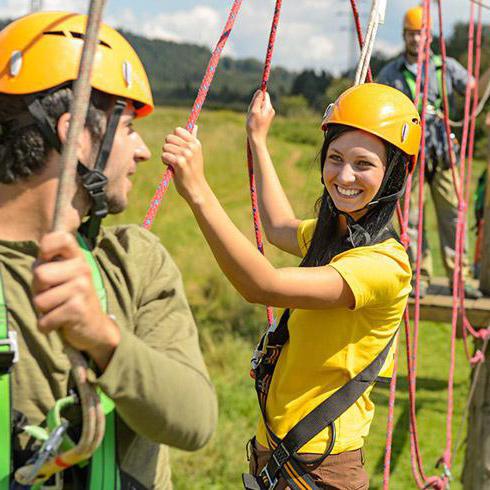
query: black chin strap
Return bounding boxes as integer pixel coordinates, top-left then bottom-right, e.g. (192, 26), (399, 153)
(323, 155), (409, 247)
(80, 99), (126, 242)
(25, 95), (127, 245)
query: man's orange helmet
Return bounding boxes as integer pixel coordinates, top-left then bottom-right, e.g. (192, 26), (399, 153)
(403, 6), (425, 32)
(321, 83), (421, 161)
(0, 11), (154, 117)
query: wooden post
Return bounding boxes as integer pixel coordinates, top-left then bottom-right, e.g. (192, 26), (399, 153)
(478, 113), (490, 294)
(463, 114), (490, 489)
(463, 338), (490, 489)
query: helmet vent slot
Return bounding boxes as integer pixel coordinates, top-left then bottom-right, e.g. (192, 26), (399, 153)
(44, 30), (112, 49)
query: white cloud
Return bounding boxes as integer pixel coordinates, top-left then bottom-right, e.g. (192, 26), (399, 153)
(123, 6), (222, 47)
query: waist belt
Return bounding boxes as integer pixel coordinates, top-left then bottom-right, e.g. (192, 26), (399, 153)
(243, 309), (397, 490)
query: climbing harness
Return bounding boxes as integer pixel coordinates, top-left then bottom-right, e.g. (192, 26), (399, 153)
(0, 235), (121, 490)
(243, 310), (397, 490)
(401, 55), (444, 114)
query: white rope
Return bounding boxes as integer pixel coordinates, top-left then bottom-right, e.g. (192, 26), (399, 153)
(354, 0), (386, 86)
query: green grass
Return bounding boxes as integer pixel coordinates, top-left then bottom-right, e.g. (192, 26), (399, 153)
(107, 106), (485, 489)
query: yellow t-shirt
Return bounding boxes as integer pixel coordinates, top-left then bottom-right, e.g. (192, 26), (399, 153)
(256, 219), (411, 454)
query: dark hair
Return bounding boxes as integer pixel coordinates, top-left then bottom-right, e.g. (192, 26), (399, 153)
(301, 124), (409, 268)
(0, 87), (114, 184)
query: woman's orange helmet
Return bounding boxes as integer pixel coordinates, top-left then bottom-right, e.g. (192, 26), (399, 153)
(321, 83), (421, 161)
(0, 11), (154, 118)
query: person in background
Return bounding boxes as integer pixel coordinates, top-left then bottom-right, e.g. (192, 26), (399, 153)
(378, 5), (490, 299)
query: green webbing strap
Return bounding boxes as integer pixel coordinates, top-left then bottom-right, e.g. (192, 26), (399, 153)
(0, 269), (11, 490)
(402, 54), (443, 112)
(77, 234), (121, 490)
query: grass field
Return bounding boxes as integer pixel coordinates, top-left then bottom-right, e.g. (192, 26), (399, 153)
(107, 106), (485, 489)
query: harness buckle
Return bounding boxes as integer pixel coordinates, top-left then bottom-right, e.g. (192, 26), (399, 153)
(272, 444), (290, 469)
(259, 466), (278, 489)
(0, 330), (19, 373)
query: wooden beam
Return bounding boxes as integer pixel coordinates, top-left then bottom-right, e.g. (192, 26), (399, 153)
(478, 113), (490, 294)
(407, 277), (490, 328)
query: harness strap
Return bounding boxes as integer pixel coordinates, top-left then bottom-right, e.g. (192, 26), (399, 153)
(0, 264), (13, 490)
(245, 308), (397, 489)
(402, 54), (443, 112)
(77, 234), (121, 490)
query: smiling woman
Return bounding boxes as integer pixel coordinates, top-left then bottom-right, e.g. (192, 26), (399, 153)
(162, 82), (421, 490)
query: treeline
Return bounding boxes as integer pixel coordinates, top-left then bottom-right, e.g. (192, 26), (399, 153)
(0, 18), (488, 153)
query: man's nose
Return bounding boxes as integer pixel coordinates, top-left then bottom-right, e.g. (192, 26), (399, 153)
(135, 135), (151, 162)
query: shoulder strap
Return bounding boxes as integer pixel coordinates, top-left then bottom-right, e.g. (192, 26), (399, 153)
(401, 55), (444, 111)
(0, 266), (13, 490)
(77, 233), (121, 490)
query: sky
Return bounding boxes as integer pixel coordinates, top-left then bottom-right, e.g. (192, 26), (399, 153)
(0, 0), (488, 73)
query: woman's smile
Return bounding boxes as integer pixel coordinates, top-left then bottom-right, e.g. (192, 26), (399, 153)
(334, 184), (363, 199)
(323, 129), (387, 218)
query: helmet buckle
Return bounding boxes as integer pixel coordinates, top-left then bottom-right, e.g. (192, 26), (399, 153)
(80, 169), (109, 218)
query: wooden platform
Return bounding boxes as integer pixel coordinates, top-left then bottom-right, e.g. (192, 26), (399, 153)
(407, 277), (490, 328)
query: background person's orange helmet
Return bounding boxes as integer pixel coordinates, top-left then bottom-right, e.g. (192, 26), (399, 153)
(403, 5), (425, 31)
(0, 11), (154, 118)
(321, 83), (421, 161)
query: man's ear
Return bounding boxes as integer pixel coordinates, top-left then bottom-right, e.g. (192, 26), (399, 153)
(56, 112), (71, 145)
(56, 112), (93, 163)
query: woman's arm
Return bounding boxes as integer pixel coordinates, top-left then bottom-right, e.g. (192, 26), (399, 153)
(162, 127), (354, 310)
(247, 91), (302, 256)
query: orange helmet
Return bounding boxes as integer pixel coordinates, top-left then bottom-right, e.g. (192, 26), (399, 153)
(0, 11), (153, 118)
(321, 83), (421, 160)
(403, 6), (426, 31)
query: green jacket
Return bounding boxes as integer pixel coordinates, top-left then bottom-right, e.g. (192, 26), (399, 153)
(1, 225), (217, 489)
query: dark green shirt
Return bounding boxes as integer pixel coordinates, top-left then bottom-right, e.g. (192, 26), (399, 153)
(0, 225), (217, 489)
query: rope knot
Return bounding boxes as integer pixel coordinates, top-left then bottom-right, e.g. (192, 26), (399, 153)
(400, 232), (410, 248)
(470, 350), (485, 367)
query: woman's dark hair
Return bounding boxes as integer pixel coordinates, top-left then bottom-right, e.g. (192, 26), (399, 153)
(0, 87), (113, 184)
(301, 124), (409, 268)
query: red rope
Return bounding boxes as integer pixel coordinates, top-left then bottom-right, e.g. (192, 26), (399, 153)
(459, 4), (484, 366)
(142, 0), (244, 229)
(245, 0), (283, 329)
(401, 2), (448, 487)
(382, 337), (400, 488)
(442, 0), (476, 471)
(349, 0), (373, 82)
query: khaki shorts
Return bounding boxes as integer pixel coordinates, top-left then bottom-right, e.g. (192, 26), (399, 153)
(248, 439), (369, 490)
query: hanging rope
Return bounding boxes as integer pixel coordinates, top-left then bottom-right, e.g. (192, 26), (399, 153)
(245, 0), (283, 329)
(354, 0), (386, 86)
(349, 0), (373, 82)
(15, 0), (108, 485)
(143, 0), (244, 229)
(391, 1), (451, 487)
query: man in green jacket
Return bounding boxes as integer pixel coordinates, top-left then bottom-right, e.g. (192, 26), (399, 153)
(0, 11), (217, 489)
(378, 5), (490, 299)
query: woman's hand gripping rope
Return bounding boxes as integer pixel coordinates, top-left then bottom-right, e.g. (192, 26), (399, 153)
(162, 126), (211, 206)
